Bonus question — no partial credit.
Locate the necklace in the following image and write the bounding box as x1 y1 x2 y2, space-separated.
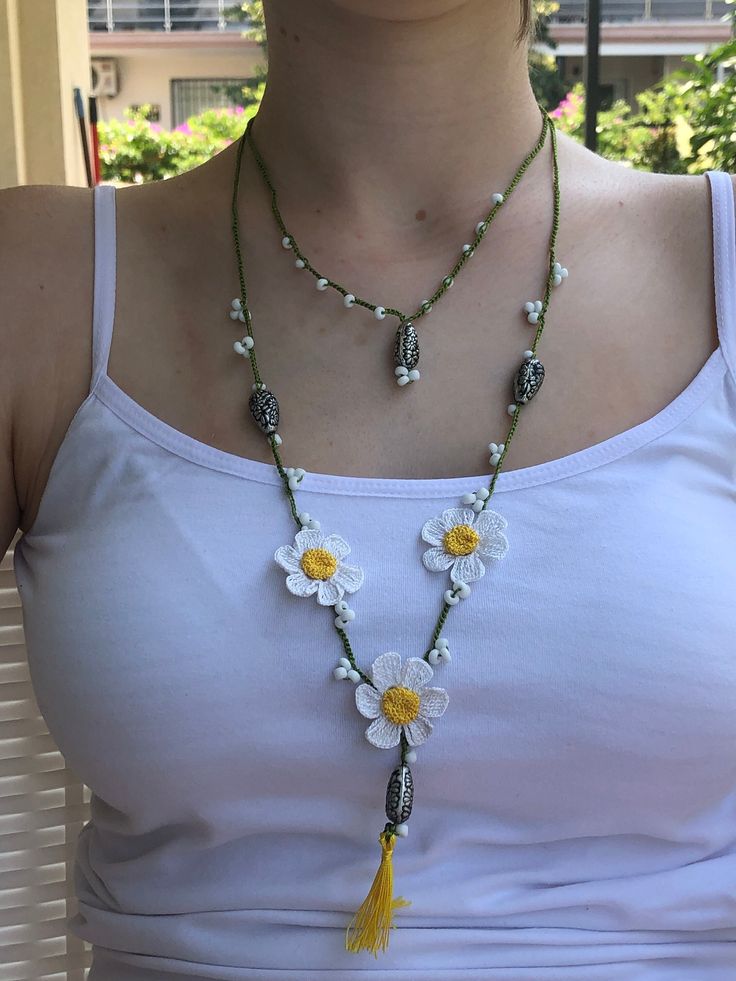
242 106 566 387
227 109 564 956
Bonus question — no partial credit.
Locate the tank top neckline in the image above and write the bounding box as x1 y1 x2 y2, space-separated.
86 173 736 500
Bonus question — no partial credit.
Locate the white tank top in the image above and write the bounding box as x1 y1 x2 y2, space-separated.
13 174 736 980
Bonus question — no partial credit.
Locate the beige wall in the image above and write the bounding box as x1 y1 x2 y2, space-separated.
561 54 667 106
0 0 90 188
91 43 262 129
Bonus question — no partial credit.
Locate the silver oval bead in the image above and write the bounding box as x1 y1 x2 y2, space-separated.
513 357 545 404
394 321 420 371
248 388 280 434
385 763 414 826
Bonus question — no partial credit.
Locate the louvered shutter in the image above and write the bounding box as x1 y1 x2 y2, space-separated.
0 532 92 980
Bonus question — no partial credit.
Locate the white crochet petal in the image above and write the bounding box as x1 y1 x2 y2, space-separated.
294 528 323 553
274 544 301 573
320 534 350 561
441 507 476 531
365 715 402 749
400 657 433 692
355 684 381 720
475 529 510 561
316 578 342 606
421 516 448 547
333 562 364 594
285 571 319 597
404 716 433 747
370 652 402 693
422 546 455 574
419 687 450 719
473 508 508 538
450 551 486 584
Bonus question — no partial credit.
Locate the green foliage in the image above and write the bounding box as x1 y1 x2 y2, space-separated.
97 103 257 184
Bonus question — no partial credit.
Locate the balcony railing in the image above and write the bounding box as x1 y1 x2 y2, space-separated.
549 0 732 21
88 0 245 32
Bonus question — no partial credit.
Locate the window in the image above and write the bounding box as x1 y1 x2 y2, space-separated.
171 78 249 127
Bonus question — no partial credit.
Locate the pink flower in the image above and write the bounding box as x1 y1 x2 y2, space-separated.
174 122 192 135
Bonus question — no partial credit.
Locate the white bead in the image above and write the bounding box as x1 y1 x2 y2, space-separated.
438 649 452 663
335 601 350 615
282 236 292 249
462 244 473 254
428 649 440 665
374 306 386 320
472 499 484 513
299 511 311 525
553 275 562 286
444 589 460 606
333 666 348 680
488 442 499 454
232 298 243 310
492 192 504 204
238 310 246 323
308 519 320 531
347 669 361 683
338 656 351 669
527 312 539 324
335 615 350 628
404 749 417 764
233 340 246 355
397 375 410 386
395 366 409 377
316 278 329 290
443 276 454 289
394 822 409 837
229 309 241 321
455 580 471 599
523 350 534 360
272 433 282 446
490 453 501 466
498 443 505 453
288 477 299 490
476 221 486 235
294 468 305 479
507 403 518 416
461 492 477 505
295 258 306 268
341 608 356 621
344 293 356 308
421 300 432 313
407 369 420 382
435 637 449 650
523 301 536 314
285 467 295 477
244 336 254 349
476 487 490 500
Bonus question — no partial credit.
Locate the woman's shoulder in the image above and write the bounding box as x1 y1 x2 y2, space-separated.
0 183 95 541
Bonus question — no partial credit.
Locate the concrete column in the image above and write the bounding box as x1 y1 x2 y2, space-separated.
0 0 91 188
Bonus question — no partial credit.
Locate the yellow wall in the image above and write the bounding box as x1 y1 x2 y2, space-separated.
0 0 91 188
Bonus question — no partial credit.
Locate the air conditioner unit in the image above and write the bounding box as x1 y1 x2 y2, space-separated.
90 58 119 98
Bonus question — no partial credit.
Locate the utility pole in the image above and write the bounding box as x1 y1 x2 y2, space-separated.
585 0 602 152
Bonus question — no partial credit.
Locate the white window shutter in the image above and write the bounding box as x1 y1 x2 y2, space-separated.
0 532 92 979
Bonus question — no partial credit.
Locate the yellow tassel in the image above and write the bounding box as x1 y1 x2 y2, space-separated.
345 829 411 956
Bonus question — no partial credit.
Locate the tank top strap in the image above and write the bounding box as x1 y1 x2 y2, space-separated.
90 182 118 393
706 169 736 383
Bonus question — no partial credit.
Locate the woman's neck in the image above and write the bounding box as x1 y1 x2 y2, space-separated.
252 0 545 231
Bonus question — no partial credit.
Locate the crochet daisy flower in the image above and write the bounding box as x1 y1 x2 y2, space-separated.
421 506 508 584
355 652 449 749
275 529 364 606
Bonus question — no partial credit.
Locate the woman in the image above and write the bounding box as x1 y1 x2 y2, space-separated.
1 0 735 977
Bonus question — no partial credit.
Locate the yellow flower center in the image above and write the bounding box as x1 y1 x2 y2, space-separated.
382 686 421 726
300 547 338 581
443 524 479 556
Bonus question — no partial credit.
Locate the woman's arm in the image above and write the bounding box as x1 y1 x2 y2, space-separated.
0 187 26 555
